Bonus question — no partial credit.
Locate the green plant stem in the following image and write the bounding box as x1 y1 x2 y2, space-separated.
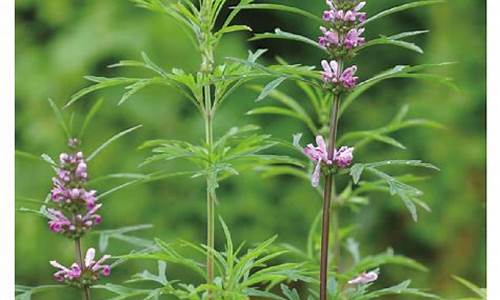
203 82 215 298
200 1 216 295
75 238 91 300
319 91 341 300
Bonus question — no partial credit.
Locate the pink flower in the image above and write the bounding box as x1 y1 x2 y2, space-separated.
304 136 333 187
319 1 366 53
353 1 367 23
304 136 355 186
47 209 72 233
85 248 112 277
321 60 340 84
334 146 354 168
304 136 331 164
50 261 82 282
319 26 340 48
323 9 335 22
78 189 97 209
324 1 366 23
321 60 359 89
75 161 88 180
68 138 80 148
50 248 111 285
348 270 379 285
343 2 367 22
344 28 365 49
339 65 358 89
80 203 103 228
46 204 102 237
49 139 101 238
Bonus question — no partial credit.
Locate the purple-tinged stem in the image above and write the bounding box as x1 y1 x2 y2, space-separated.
319 90 342 300
75 238 91 300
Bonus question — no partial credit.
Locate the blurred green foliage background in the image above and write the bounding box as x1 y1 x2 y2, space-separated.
15 0 485 299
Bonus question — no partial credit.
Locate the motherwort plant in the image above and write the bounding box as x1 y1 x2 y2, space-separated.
48 138 110 300
63 0 305 298
16 99 144 299
236 0 459 298
16 0 487 299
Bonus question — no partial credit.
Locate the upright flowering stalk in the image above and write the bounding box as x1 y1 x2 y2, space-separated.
48 138 111 300
309 1 366 299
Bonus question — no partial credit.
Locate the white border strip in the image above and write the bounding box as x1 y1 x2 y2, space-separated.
0 0 15 298
0 0 493 299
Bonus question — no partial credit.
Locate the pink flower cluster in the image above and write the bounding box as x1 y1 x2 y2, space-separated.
318 0 366 90
319 0 366 53
348 270 379 285
48 139 102 238
47 205 102 236
50 248 111 287
304 136 354 187
321 60 358 89
323 1 367 24
319 27 365 50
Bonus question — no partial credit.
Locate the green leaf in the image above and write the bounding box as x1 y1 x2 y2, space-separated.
88 124 142 161
41 153 57 166
47 98 70 138
123 239 207 279
88 173 150 184
140 51 169 77
216 24 252 36
140 139 208 167
360 280 440 299
338 104 443 150
346 249 428 281
359 36 424 54
256 77 287 102
452 276 487 299
341 63 456 116
365 160 439 171
341 131 406 149
128 261 168 285
350 161 439 221
247 106 310 125
256 165 310 180
226 55 319 84
281 284 301 300
66 77 139 107
15 284 67 300
361 31 430 55
97 178 143 200
350 164 365 184
118 78 166 105
93 283 162 300
79 97 104 139
235 4 322 23
92 224 154 252
364 1 445 25
247 288 286 300
16 196 45 205
15 150 47 164
250 28 325 51
248 86 318 133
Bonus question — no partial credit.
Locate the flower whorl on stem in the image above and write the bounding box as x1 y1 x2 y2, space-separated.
48 139 102 239
306 0 364 186
319 0 365 93
320 0 366 57
303 136 354 187
50 248 111 287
